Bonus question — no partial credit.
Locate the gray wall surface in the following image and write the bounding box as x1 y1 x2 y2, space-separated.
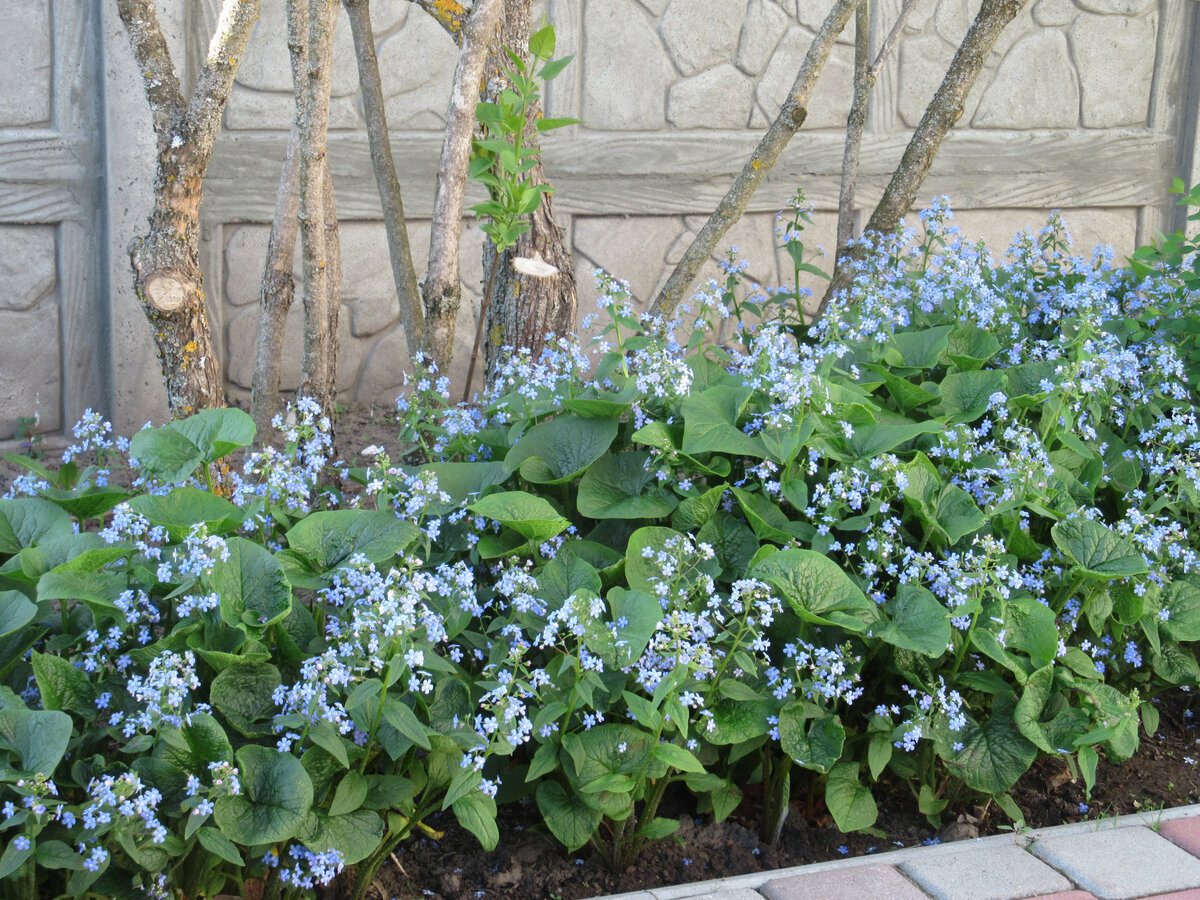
1 0 1198 442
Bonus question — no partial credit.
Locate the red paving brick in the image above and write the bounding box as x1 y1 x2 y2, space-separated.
1161 818 1200 859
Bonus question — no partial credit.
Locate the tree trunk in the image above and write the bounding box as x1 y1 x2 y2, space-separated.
117 0 262 418
296 0 341 414
648 0 861 319
345 0 424 351
250 124 302 440
478 0 577 390
421 0 504 373
819 0 1030 314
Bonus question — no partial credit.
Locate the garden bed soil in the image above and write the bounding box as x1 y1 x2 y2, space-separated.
363 688 1200 900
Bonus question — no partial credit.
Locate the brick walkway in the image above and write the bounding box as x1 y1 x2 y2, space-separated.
595 805 1200 900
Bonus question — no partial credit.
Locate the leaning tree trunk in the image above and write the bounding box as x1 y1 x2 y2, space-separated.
117 0 261 418
479 0 577 387
818 0 1030 314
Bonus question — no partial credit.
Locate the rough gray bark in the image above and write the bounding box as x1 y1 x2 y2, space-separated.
648 0 861 319
345 0 424 350
835 0 921 251
479 0 577 388
117 0 261 418
421 0 504 373
250 123 302 440
819 0 1030 314
407 0 471 40
296 0 341 414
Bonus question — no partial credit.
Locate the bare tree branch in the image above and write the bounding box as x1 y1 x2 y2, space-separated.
421 0 504 372
180 0 263 174
836 0 927 252
819 0 1030 315
408 0 471 43
250 123 302 439
836 0 872 252
649 0 862 319
296 0 341 412
114 0 186 153
345 0 425 350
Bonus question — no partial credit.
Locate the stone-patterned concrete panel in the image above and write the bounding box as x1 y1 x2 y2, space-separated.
755 26 854 129
738 0 789 76
236 0 359 96
668 64 755 129
659 0 750 77
1070 12 1156 128
973 30 1080 128
0 226 56 311
898 35 958 128
378 13 459 131
0 0 51 127
582 0 674 130
949 207 1139 261
0 302 61 440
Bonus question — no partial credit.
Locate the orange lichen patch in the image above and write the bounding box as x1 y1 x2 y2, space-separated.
184 341 198 354
433 0 465 32
751 158 764 171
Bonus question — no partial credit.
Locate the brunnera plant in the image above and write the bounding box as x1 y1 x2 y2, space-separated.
1 198 1199 898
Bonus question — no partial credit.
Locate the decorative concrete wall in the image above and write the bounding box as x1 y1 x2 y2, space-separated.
1 0 1197 441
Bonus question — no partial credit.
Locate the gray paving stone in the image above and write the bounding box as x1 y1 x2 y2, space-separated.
1030 825 1200 900
760 863 929 900
900 843 1071 900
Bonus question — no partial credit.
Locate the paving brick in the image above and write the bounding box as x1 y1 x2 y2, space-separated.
1019 892 1098 900
900 844 1071 900
1161 818 1200 859
1030 826 1200 900
651 885 763 900
1141 891 1200 900
759 863 929 900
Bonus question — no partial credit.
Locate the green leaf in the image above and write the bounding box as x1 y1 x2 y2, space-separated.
941 693 1037 794
864 364 939 410
1052 518 1149 579
872 584 951 657
901 453 986 545
0 498 74 555
285 510 421 572
0 837 33 879
537 55 574 80
154 715 233 772
732 488 811 545
937 370 1007 422
883 325 955 369
35 839 84 870
577 451 679 520
36 569 126 622
399 462 506 515
127 487 245 541
211 537 292 631
597 588 663 668
536 780 600 852
825 762 878 832
535 115 582 131
209 663 281 737
944 323 1001 370
453 791 499 851
529 23 555 58
671 485 727 532
0 708 71 774
196 826 244 866
778 705 844 773
214 746 313 845
469 491 570 545
505 415 618 484
309 720 350 769
652 742 705 774
1162 578 1200 641
841 420 943 459
624 526 683 595
130 408 255 482
302 810 385 865
681 385 769 459
751 548 876 631
0 590 36 638
697 512 758 579
31 650 93 716
382 699 432 750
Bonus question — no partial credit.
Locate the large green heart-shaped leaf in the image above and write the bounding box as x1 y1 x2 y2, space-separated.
0 591 36 638
469 492 570 543
872 584 951 657
210 537 292 631
1052 518 1148 579
697 512 758 580
504 414 618 484
453 790 499 851
751 549 875 631
0 498 74 555
155 714 233 772
824 762 877 832
31 651 93 716
943 323 1000 371
399 462 506 515
942 693 1036 794
0 708 71 774
883 325 955 370
285 510 421 572
300 809 384 864
214 746 313 845
536 780 601 852
130 408 255 483
937 370 1007 422
681 385 769 459
210 662 281 737
127 487 245 542
577 452 678 520
778 704 844 773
